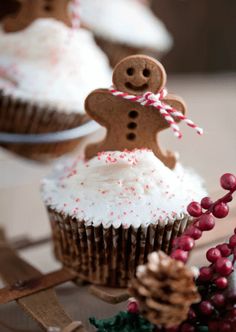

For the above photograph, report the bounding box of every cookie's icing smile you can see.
[125,81,148,92]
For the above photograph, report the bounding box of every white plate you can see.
[0,121,100,144]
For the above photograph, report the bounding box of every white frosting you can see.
[80,0,173,51]
[0,19,111,113]
[42,149,206,229]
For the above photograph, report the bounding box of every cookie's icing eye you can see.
[43,0,53,12]
[143,68,151,78]
[127,67,134,76]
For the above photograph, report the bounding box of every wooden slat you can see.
[11,235,51,250]
[0,229,87,332]
[0,268,76,305]
[0,228,5,242]
[89,285,129,304]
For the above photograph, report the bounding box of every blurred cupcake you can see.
[0,2,111,160]
[42,149,206,287]
[80,0,173,67]
[42,54,205,287]
[0,1,20,21]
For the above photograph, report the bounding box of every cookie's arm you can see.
[85,89,114,127]
[163,94,187,123]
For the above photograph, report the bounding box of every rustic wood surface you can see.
[0,268,77,305]
[89,285,129,304]
[0,230,86,332]
[0,74,236,331]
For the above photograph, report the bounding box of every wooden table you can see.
[0,74,236,331]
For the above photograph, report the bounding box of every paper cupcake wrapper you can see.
[48,209,191,287]
[95,36,164,68]
[0,92,88,160]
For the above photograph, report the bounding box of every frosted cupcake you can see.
[0,19,111,114]
[80,0,172,67]
[42,55,206,287]
[42,150,206,287]
[0,2,111,160]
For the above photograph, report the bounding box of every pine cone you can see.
[129,251,200,328]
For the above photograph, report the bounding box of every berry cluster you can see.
[171,173,236,264]
[185,230,236,332]
[112,174,236,332]
[168,173,236,332]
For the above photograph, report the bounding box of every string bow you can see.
[109,87,203,139]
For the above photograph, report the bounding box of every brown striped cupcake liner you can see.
[48,208,191,288]
[0,91,89,161]
[95,36,164,68]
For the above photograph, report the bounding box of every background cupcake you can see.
[80,0,173,67]
[0,1,111,161]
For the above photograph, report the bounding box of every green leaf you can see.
[197,326,208,332]
[89,311,155,332]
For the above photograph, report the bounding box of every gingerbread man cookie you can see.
[3,0,71,33]
[85,55,187,169]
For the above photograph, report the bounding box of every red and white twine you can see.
[109,87,203,139]
[70,0,81,29]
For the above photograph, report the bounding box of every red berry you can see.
[188,308,196,320]
[229,234,236,248]
[227,308,236,320]
[213,202,229,218]
[214,276,228,289]
[199,301,214,315]
[220,173,236,190]
[180,323,195,332]
[166,326,179,332]
[178,236,195,251]
[208,321,219,332]
[211,293,225,307]
[201,197,213,209]
[186,226,202,240]
[127,300,139,313]
[198,214,215,231]
[198,266,213,282]
[215,257,233,276]
[206,247,221,262]
[217,243,232,257]
[218,321,232,332]
[187,202,202,217]
[231,321,236,332]
[171,249,188,263]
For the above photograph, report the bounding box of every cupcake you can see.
[80,0,173,67]
[42,55,206,287]
[42,150,206,287]
[0,3,111,160]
